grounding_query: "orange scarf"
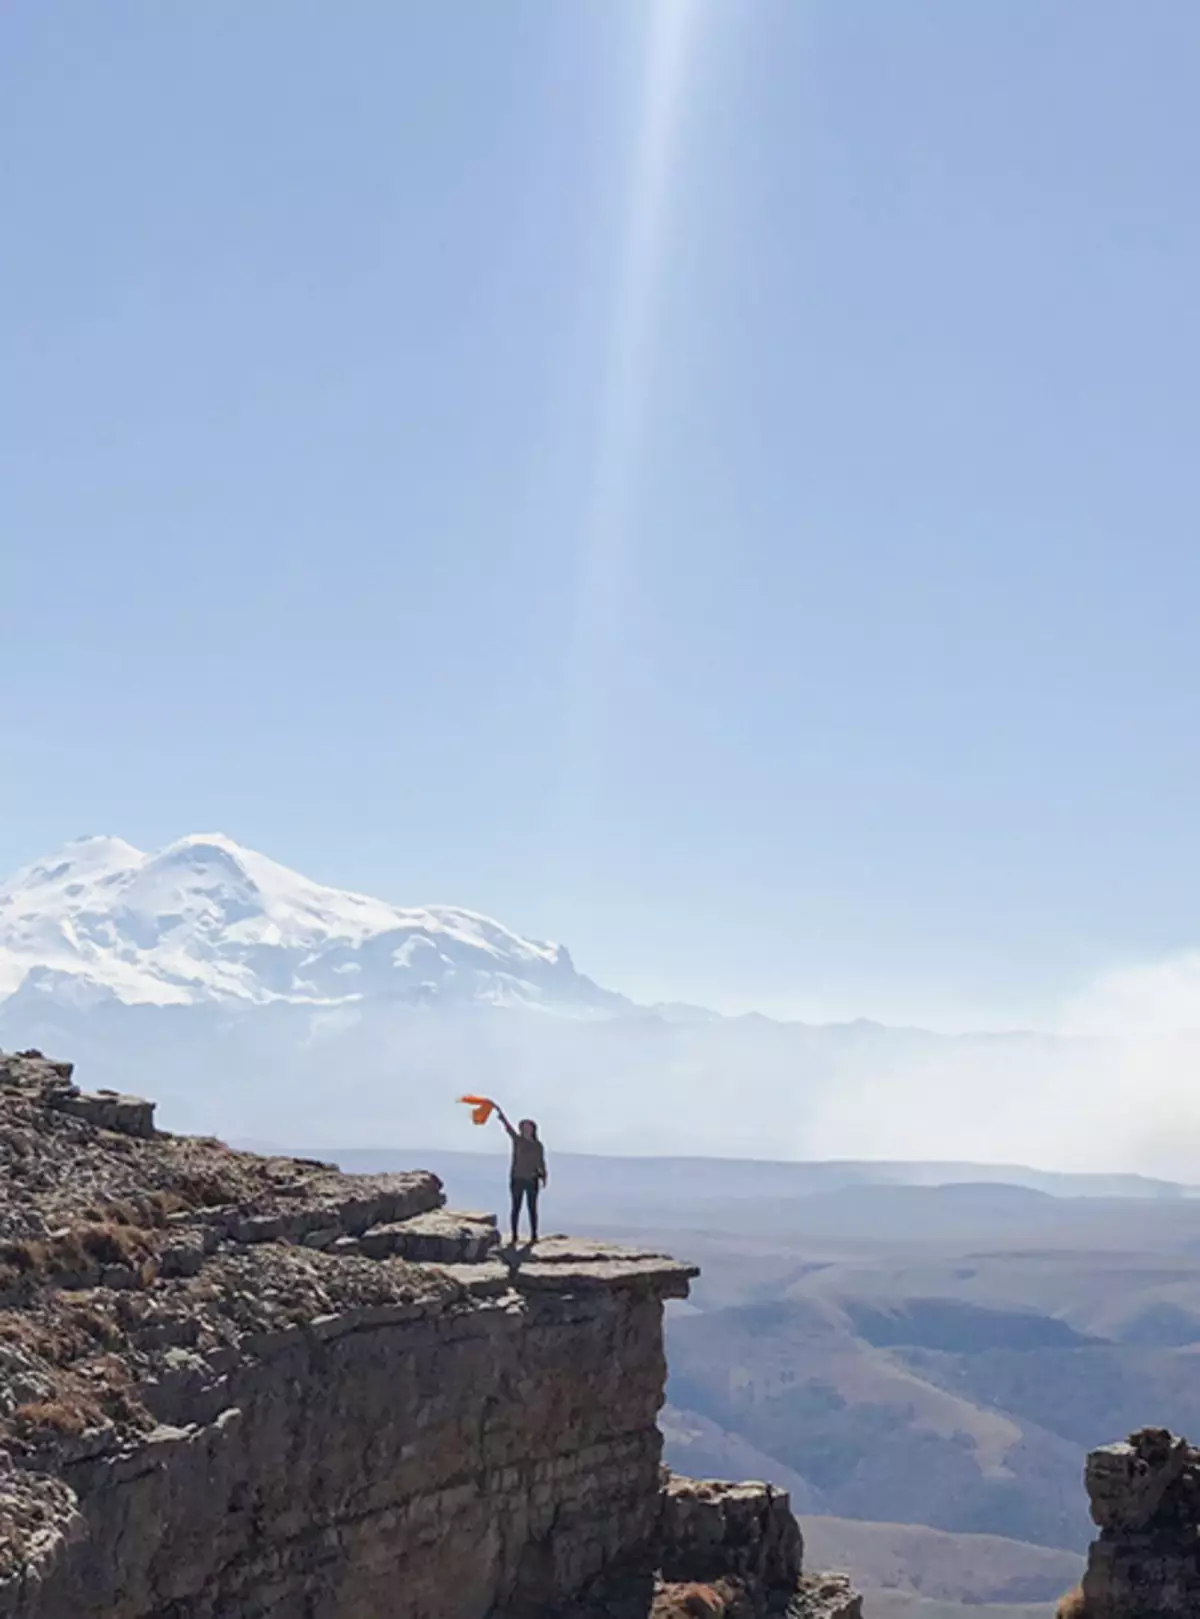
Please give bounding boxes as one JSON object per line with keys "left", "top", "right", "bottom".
{"left": 458, "top": 1093, "right": 496, "bottom": 1126}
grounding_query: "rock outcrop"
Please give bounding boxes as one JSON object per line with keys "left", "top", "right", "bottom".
{"left": 1074, "top": 1427, "right": 1200, "bottom": 1618}
{"left": 654, "top": 1478, "right": 861, "bottom": 1618}
{"left": 660, "top": 1477, "right": 803, "bottom": 1600}
{"left": 0, "top": 1051, "right": 859, "bottom": 1618}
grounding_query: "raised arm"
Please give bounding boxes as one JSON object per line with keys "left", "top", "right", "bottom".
{"left": 494, "top": 1104, "right": 517, "bottom": 1140}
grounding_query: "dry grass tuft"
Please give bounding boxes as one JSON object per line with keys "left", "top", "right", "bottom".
{"left": 77, "top": 1221, "right": 141, "bottom": 1266}
{"left": 0, "top": 1220, "right": 157, "bottom": 1290}
{"left": 0, "top": 1302, "right": 123, "bottom": 1367}
{"left": 0, "top": 1239, "right": 49, "bottom": 1276}
{"left": 12, "top": 1396, "right": 101, "bottom": 1438}
{"left": 653, "top": 1581, "right": 738, "bottom": 1618}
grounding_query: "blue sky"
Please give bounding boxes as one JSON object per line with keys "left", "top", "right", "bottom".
{"left": 4, "top": 1, "right": 1200, "bottom": 1031}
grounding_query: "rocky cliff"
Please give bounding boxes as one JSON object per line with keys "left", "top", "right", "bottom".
{"left": 0, "top": 1051, "right": 859, "bottom": 1619}
{"left": 1072, "top": 1427, "right": 1200, "bottom": 1619}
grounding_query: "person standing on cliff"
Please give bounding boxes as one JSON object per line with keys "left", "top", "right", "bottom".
{"left": 494, "top": 1106, "right": 547, "bottom": 1248}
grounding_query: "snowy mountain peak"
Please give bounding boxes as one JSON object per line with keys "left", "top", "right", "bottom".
{"left": 0, "top": 835, "right": 626, "bottom": 1015}
{"left": 10, "top": 834, "right": 143, "bottom": 888}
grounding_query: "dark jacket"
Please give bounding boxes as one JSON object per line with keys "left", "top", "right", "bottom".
{"left": 510, "top": 1134, "right": 546, "bottom": 1184}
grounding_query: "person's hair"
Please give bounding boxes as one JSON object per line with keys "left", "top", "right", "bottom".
{"left": 519, "top": 1118, "right": 538, "bottom": 1139}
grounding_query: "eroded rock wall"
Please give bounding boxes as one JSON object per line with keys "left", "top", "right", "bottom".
{"left": 659, "top": 1477, "right": 803, "bottom": 1610}
{"left": 653, "top": 1477, "right": 862, "bottom": 1619}
{"left": 1077, "top": 1428, "right": 1200, "bottom": 1619}
{"left": 11, "top": 1287, "right": 669, "bottom": 1618}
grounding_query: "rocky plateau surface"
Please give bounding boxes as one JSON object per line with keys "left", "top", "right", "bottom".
{"left": 0, "top": 1050, "right": 860, "bottom": 1619}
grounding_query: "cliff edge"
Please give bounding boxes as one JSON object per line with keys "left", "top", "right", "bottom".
{"left": 0, "top": 1050, "right": 859, "bottom": 1619}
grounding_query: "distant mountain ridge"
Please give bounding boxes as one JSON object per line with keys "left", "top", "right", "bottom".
{"left": 3, "top": 834, "right": 1198, "bottom": 1173}
{"left": 0, "top": 833, "right": 627, "bottom": 1015}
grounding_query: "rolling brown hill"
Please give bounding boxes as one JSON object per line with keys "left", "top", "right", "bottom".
{"left": 665, "top": 1293, "right": 1092, "bottom": 1547}
{"left": 638, "top": 1183, "right": 1200, "bottom": 1561}
{"left": 800, "top": 1516, "right": 1082, "bottom": 1605}
{"left": 863, "top": 1600, "right": 1050, "bottom": 1619}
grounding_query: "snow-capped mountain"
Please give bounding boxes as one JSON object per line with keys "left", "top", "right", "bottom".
{"left": 0, "top": 835, "right": 1189, "bottom": 1178}
{"left": 0, "top": 834, "right": 628, "bottom": 1016}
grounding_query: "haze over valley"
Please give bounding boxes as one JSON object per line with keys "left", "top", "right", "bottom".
{"left": 4, "top": 832, "right": 1200, "bottom": 1178}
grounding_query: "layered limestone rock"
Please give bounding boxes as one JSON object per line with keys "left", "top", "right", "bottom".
{"left": 0, "top": 1051, "right": 859, "bottom": 1618}
{"left": 1076, "top": 1427, "right": 1200, "bottom": 1618}
{"left": 654, "top": 1478, "right": 861, "bottom": 1619}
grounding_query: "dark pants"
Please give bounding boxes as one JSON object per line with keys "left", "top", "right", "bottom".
{"left": 510, "top": 1177, "right": 540, "bottom": 1241}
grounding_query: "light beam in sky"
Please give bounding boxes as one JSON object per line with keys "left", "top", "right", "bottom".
{"left": 547, "top": 0, "right": 705, "bottom": 860}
